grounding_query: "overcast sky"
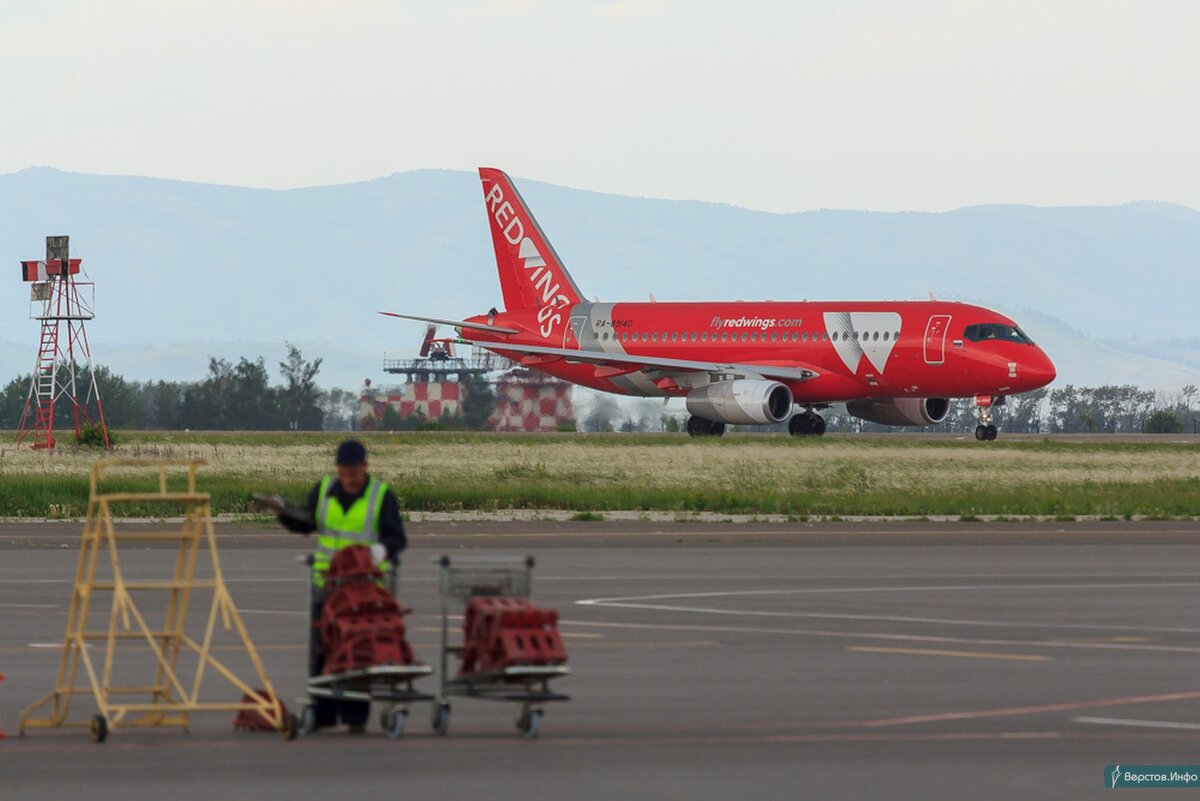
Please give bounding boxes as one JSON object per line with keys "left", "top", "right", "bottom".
{"left": 1, "top": 0, "right": 1197, "bottom": 212}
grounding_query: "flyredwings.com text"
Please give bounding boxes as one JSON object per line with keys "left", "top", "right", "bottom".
{"left": 710, "top": 316, "right": 803, "bottom": 330}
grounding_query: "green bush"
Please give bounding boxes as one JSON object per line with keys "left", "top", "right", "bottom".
{"left": 1145, "top": 411, "right": 1184, "bottom": 433}
{"left": 78, "top": 424, "right": 112, "bottom": 448}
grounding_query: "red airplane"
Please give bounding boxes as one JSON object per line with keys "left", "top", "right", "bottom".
{"left": 383, "top": 168, "right": 1056, "bottom": 440}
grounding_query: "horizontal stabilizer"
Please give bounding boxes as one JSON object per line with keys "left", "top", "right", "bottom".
{"left": 377, "top": 311, "right": 520, "bottom": 335}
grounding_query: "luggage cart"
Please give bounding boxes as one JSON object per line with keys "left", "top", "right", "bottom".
{"left": 296, "top": 559, "right": 434, "bottom": 739}
{"left": 432, "top": 555, "right": 570, "bottom": 738}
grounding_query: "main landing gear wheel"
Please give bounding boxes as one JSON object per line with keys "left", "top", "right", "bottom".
{"left": 974, "top": 424, "right": 998, "bottom": 441}
{"left": 686, "top": 416, "right": 726, "bottom": 438}
{"left": 788, "top": 411, "right": 826, "bottom": 437}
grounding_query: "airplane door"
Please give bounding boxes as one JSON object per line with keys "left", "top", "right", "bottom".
{"left": 923, "top": 314, "right": 952, "bottom": 365}
{"left": 565, "top": 315, "right": 588, "bottom": 348}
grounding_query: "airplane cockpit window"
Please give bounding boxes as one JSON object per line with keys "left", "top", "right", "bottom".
{"left": 963, "top": 323, "right": 1034, "bottom": 345}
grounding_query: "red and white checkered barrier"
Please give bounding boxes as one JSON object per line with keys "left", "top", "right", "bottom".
{"left": 492, "top": 375, "right": 574, "bottom": 432}
{"left": 361, "top": 372, "right": 574, "bottom": 431}
{"left": 361, "top": 381, "right": 462, "bottom": 423}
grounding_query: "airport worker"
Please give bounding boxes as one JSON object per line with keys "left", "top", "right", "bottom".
{"left": 273, "top": 438, "right": 407, "bottom": 732}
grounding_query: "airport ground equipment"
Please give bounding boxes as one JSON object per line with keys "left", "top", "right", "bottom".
{"left": 432, "top": 555, "right": 569, "bottom": 738}
{"left": 20, "top": 459, "right": 297, "bottom": 742}
{"left": 16, "top": 235, "right": 109, "bottom": 449}
{"left": 297, "top": 545, "right": 433, "bottom": 739}
{"left": 232, "top": 690, "right": 291, "bottom": 732}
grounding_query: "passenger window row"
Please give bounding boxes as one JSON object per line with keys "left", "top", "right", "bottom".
{"left": 595, "top": 329, "right": 902, "bottom": 344}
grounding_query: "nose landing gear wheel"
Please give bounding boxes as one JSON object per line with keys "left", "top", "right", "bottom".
{"left": 974, "top": 424, "right": 998, "bottom": 441}
{"left": 974, "top": 395, "right": 999, "bottom": 440}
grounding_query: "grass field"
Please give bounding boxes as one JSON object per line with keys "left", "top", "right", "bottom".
{"left": 0, "top": 431, "right": 1197, "bottom": 519}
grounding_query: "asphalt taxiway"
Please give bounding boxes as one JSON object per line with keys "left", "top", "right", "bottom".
{"left": 2, "top": 519, "right": 1200, "bottom": 800}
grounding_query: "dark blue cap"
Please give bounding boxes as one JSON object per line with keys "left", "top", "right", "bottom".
{"left": 335, "top": 439, "right": 367, "bottom": 466}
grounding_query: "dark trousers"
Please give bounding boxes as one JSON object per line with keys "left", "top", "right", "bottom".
{"left": 309, "top": 595, "right": 369, "bottom": 728}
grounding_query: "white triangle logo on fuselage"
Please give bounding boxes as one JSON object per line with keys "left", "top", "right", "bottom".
{"left": 823, "top": 311, "right": 901, "bottom": 375}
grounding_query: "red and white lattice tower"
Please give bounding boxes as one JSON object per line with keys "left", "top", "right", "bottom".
{"left": 16, "top": 236, "right": 109, "bottom": 449}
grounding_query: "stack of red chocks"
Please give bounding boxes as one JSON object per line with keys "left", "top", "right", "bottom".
{"left": 319, "top": 545, "right": 415, "bottom": 675}
{"left": 459, "top": 596, "right": 567, "bottom": 677}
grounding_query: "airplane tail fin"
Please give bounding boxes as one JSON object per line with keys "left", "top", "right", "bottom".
{"left": 479, "top": 168, "right": 584, "bottom": 313}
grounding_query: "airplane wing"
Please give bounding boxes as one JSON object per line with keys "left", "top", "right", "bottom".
{"left": 378, "top": 311, "right": 520, "bottom": 335}
{"left": 478, "top": 341, "right": 820, "bottom": 383}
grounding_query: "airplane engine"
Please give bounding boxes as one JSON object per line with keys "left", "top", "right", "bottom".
{"left": 845, "top": 397, "right": 951, "bottom": 427}
{"left": 686, "top": 380, "right": 793, "bottom": 425}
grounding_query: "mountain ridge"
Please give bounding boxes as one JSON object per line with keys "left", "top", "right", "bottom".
{"left": 1, "top": 168, "right": 1196, "bottom": 390}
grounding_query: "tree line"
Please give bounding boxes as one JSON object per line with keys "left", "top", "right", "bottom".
{"left": 811, "top": 384, "right": 1198, "bottom": 434}
{"left": 3, "top": 357, "right": 1195, "bottom": 435}
{"left": 0, "top": 345, "right": 356, "bottom": 432}
{"left": 0, "top": 347, "right": 503, "bottom": 434}
{"left": 579, "top": 384, "right": 1199, "bottom": 434}
{"left": 908, "top": 384, "right": 1198, "bottom": 435}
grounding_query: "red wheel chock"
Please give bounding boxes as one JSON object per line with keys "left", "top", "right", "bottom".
{"left": 232, "top": 689, "right": 289, "bottom": 733}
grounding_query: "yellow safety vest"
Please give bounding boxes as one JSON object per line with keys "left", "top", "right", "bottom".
{"left": 312, "top": 475, "right": 388, "bottom": 586}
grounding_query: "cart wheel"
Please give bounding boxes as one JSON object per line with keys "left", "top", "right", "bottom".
{"left": 517, "top": 707, "right": 542, "bottom": 739}
{"left": 432, "top": 703, "right": 450, "bottom": 736}
{"left": 281, "top": 712, "right": 299, "bottom": 741}
{"left": 90, "top": 715, "right": 108, "bottom": 744}
{"left": 525, "top": 705, "right": 544, "bottom": 738}
{"left": 382, "top": 705, "right": 407, "bottom": 740}
{"left": 299, "top": 704, "right": 317, "bottom": 737}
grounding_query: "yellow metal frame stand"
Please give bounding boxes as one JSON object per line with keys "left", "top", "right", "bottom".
{"left": 20, "top": 459, "right": 296, "bottom": 742}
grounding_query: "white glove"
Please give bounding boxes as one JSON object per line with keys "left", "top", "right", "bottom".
{"left": 370, "top": 543, "right": 388, "bottom": 564}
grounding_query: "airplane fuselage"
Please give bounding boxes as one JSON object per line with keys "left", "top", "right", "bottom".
{"left": 463, "top": 299, "right": 1055, "bottom": 405}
